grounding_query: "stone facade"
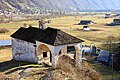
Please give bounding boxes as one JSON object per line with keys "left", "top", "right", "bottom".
{"left": 12, "top": 38, "right": 83, "bottom": 67}
{"left": 12, "top": 38, "right": 37, "bottom": 63}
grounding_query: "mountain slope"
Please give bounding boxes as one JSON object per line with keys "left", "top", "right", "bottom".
{"left": 0, "top": 0, "right": 120, "bottom": 12}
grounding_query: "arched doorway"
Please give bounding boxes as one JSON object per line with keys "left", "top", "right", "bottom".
{"left": 67, "top": 46, "right": 76, "bottom": 59}
{"left": 38, "top": 44, "right": 52, "bottom": 65}
{"left": 57, "top": 46, "right": 77, "bottom": 62}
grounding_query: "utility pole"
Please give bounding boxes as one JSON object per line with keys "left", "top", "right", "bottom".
{"left": 107, "top": 35, "right": 114, "bottom": 52}
{"left": 111, "top": 54, "right": 114, "bottom": 80}
{"left": 107, "top": 35, "right": 114, "bottom": 80}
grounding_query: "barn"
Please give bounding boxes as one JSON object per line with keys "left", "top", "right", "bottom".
{"left": 11, "top": 27, "right": 84, "bottom": 67}
{"left": 78, "top": 20, "right": 92, "bottom": 25}
{"left": 105, "top": 14, "right": 111, "bottom": 18}
{"left": 113, "top": 19, "right": 120, "bottom": 25}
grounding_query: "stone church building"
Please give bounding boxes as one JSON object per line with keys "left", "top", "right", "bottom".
{"left": 11, "top": 26, "right": 84, "bottom": 67}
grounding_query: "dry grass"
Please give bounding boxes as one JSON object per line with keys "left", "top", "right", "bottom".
{"left": 0, "top": 47, "right": 12, "bottom": 62}
{"left": 0, "top": 28, "right": 9, "bottom": 34}
{"left": 91, "top": 62, "right": 120, "bottom": 80}
{"left": 0, "top": 15, "right": 120, "bottom": 45}
{"left": 46, "top": 16, "right": 120, "bottom": 45}
{"left": 0, "top": 47, "right": 49, "bottom": 80}
{"left": 0, "top": 20, "right": 38, "bottom": 40}
{"left": 0, "top": 15, "right": 120, "bottom": 79}
{"left": 0, "top": 48, "right": 120, "bottom": 80}
{"left": 41, "top": 55, "right": 100, "bottom": 80}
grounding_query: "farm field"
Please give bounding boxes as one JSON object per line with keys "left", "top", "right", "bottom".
{"left": 0, "top": 15, "right": 120, "bottom": 79}
{"left": 0, "top": 15, "right": 120, "bottom": 46}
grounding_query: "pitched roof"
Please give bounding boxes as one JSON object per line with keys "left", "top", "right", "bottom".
{"left": 78, "top": 20, "right": 92, "bottom": 25}
{"left": 11, "top": 27, "right": 84, "bottom": 46}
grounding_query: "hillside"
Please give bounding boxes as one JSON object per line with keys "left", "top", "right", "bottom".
{"left": 0, "top": 0, "right": 120, "bottom": 13}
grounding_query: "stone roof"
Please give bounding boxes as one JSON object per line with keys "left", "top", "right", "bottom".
{"left": 78, "top": 20, "right": 92, "bottom": 25}
{"left": 11, "top": 27, "right": 84, "bottom": 46}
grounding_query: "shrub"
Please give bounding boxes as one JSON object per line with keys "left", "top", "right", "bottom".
{"left": 0, "top": 28, "right": 9, "bottom": 34}
{"left": 41, "top": 55, "right": 100, "bottom": 80}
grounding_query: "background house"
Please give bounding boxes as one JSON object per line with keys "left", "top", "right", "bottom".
{"left": 105, "top": 14, "right": 111, "bottom": 18}
{"left": 78, "top": 20, "right": 92, "bottom": 25}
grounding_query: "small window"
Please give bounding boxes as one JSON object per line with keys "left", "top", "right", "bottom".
{"left": 59, "top": 50, "right": 62, "bottom": 55}
{"left": 43, "top": 52, "right": 47, "bottom": 57}
{"left": 67, "top": 46, "right": 75, "bottom": 54}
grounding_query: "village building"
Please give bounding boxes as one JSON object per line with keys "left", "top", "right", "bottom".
{"left": 78, "top": 20, "right": 92, "bottom": 25}
{"left": 113, "top": 19, "right": 120, "bottom": 25}
{"left": 83, "top": 26, "right": 91, "bottom": 31}
{"left": 105, "top": 14, "right": 111, "bottom": 18}
{"left": 11, "top": 26, "right": 84, "bottom": 67}
{"left": 115, "top": 14, "right": 120, "bottom": 18}
{"left": 106, "top": 19, "right": 120, "bottom": 26}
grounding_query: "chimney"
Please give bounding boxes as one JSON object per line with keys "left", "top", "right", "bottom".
{"left": 29, "top": 24, "right": 32, "bottom": 27}
{"left": 38, "top": 20, "right": 46, "bottom": 30}
{"left": 23, "top": 23, "right": 27, "bottom": 28}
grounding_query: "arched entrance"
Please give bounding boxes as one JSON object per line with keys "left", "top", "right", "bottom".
{"left": 57, "top": 46, "right": 78, "bottom": 64}
{"left": 38, "top": 44, "right": 52, "bottom": 65}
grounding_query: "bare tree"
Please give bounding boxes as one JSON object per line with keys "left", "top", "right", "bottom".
{"left": 106, "top": 35, "right": 114, "bottom": 52}
{"left": 23, "top": 23, "right": 27, "bottom": 28}
{"left": 38, "top": 20, "right": 45, "bottom": 29}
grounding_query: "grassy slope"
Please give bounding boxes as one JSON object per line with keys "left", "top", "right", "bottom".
{"left": 0, "top": 48, "right": 120, "bottom": 80}
{"left": 0, "top": 15, "right": 120, "bottom": 79}
{"left": 0, "top": 48, "right": 12, "bottom": 62}
{"left": 0, "top": 48, "right": 45, "bottom": 80}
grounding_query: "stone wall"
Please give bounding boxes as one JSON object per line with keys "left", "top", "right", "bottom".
{"left": 12, "top": 38, "right": 37, "bottom": 63}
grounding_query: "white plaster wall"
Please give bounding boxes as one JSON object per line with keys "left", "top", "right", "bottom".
{"left": 12, "top": 38, "right": 37, "bottom": 63}
{"left": 55, "top": 43, "right": 83, "bottom": 66}
{"left": 36, "top": 41, "right": 55, "bottom": 65}
{"left": 36, "top": 41, "right": 83, "bottom": 67}
{"left": 83, "top": 27, "right": 91, "bottom": 31}
{"left": 75, "top": 43, "right": 83, "bottom": 66}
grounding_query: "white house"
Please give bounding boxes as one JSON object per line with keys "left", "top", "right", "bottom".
{"left": 11, "top": 27, "right": 84, "bottom": 67}
{"left": 83, "top": 26, "right": 91, "bottom": 31}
